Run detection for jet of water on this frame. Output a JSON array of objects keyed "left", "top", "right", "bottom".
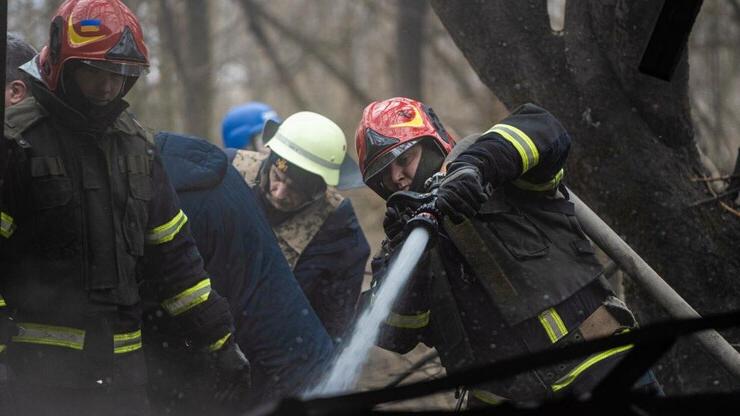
[{"left": 306, "top": 227, "right": 431, "bottom": 397}]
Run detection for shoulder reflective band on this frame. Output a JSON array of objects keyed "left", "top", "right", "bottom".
[
  {"left": 486, "top": 123, "right": 540, "bottom": 173},
  {"left": 471, "top": 389, "right": 507, "bottom": 405},
  {"left": 539, "top": 308, "right": 568, "bottom": 343},
  {"left": 207, "top": 332, "right": 232, "bottom": 352},
  {"left": 551, "top": 343, "right": 634, "bottom": 392},
  {"left": 146, "top": 209, "right": 188, "bottom": 245},
  {"left": 12, "top": 322, "right": 85, "bottom": 350},
  {"left": 1, "top": 212, "right": 16, "bottom": 239},
  {"left": 113, "top": 329, "right": 142, "bottom": 354},
  {"left": 162, "top": 278, "right": 211, "bottom": 316},
  {"left": 271, "top": 132, "right": 343, "bottom": 170},
  {"left": 385, "top": 310, "right": 431, "bottom": 329},
  {"left": 513, "top": 169, "right": 565, "bottom": 192}
]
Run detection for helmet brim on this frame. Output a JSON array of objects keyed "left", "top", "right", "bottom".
[
  {"left": 80, "top": 59, "right": 149, "bottom": 77},
  {"left": 363, "top": 139, "right": 420, "bottom": 184}
]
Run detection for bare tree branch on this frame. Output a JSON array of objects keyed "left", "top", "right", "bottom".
[
  {"left": 238, "top": 0, "right": 309, "bottom": 109},
  {"left": 234, "top": 0, "right": 372, "bottom": 105}
]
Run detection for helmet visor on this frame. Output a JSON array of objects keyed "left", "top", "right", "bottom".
[
  {"left": 364, "top": 139, "right": 419, "bottom": 183},
  {"left": 80, "top": 59, "right": 149, "bottom": 77}
]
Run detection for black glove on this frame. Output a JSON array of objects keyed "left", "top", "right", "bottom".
[
  {"left": 383, "top": 205, "right": 413, "bottom": 250},
  {"left": 435, "top": 165, "right": 489, "bottom": 223},
  {"left": 210, "top": 337, "right": 251, "bottom": 403}
]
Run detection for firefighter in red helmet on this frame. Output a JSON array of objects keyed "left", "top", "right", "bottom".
[
  {"left": 1, "top": 1, "right": 249, "bottom": 414},
  {"left": 355, "top": 97, "right": 660, "bottom": 407}
]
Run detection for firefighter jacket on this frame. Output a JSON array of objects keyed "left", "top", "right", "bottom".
[
  {"left": 372, "top": 104, "right": 637, "bottom": 402},
  {"left": 232, "top": 150, "right": 370, "bottom": 341},
  {"left": 0, "top": 85, "right": 235, "bottom": 388}
]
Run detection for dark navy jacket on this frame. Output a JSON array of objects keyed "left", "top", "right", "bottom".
[{"left": 147, "top": 132, "right": 334, "bottom": 409}]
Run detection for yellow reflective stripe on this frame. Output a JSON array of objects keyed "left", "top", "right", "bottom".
[
  {"left": 113, "top": 329, "right": 142, "bottom": 354},
  {"left": 12, "top": 323, "right": 85, "bottom": 350},
  {"left": 146, "top": 210, "right": 188, "bottom": 245},
  {"left": 385, "top": 310, "right": 430, "bottom": 329},
  {"left": 551, "top": 343, "right": 634, "bottom": 392},
  {"left": 0, "top": 294, "right": 6, "bottom": 308},
  {"left": 487, "top": 123, "right": 539, "bottom": 173},
  {"left": 0, "top": 344, "right": 5, "bottom": 353},
  {"left": 162, "top": 278, "right": 211, "bottom": 316},
  {"left": 471, "top": 389, "right": 507, "bottom": 405},
  {"left": 1, "top": 212, "right": 16, "bottom": 239},
  {"left": 539, "top": 308, "right": 568, "bottom": 343},
  {"left": 207, "top": 332, "right": 232, "bottom": 352},
  {"left": 513, "top": 169, "right": 565, "bottom": 192}
]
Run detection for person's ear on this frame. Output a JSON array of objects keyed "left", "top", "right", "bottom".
[{"left": 7, "top": 80, "right": 28, "bottom": 105}]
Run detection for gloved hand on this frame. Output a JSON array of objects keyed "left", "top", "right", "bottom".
[
  {"left": 435, "top": 165, "right": 489, "bottom": 223},
  {"left": 210, "top": 337, "right": 251, "bottom": 403},
  {"left": 383, "top": 205, "right": 414, "bottom": 250}
]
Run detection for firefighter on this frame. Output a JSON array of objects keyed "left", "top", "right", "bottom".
[
  {"left": 0, "top": 1, "right": 249, "bottom": 414},
  {"left": 231, "top": 112, "right": 370, "bottom": 343},
  {"left": 355, "top": 97, "right": 659, "bottom": 406},
  {"left": 221, "top": 101, "right": 280, "bottom": 153}
]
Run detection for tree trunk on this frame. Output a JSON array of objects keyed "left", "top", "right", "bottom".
[
  {"left": 431, "top": 0, "right": 740, "bottom": 394},
  {"left": 182, "top": 0, "right": 213, "bottom": 139},
  {"left": 396, "top": 0, "right": 428, "bottom": 100}
]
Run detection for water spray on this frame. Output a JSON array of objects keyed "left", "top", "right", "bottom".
[{"left": 306, "top": 192, "right": 440, "bottom": 397}]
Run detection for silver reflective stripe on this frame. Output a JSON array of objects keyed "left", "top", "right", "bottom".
[
  {"left": 1, "top": 212, "right": 16, "bottom": 239},
  {"left": 146, "top": 209, "right": 188, "bottom": 245},
  {"left": 162, "top": 279, "right": 211, "bottom": 316},
  {"left": 12, "top": 323, "right": 85, "bottom": 350},
  {"left": 271, "top": 132, "right": 342, "bottom": 170},
  {"left": 538, "top": 308, "right": 568, "bottom": 343},
  {"left": 113, "top": 329, "right": 142, "bottom": 354}
]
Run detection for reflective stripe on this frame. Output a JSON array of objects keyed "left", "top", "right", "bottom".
[
  {"left": 12, "top": 323, "right": 85, "bottom": 350},
  {"left": 385, "top": 310, "right": 430, "bottom": 329},
  {"left": 113, "top": 329, "right": 142, "bottom": 354},
  {"left": 471, "top": 389, "right": 507, "bottom": 405},
  {"left": 1, "top": 212, "right": 16, "bottom": 239},
  {"left": 271, "top": 132, "right": 343, "bottom": 170},
  {"left": 539, "top": 308, "right": 568, "bottom": 343},
  {"left": 551, "top": 343, "right": 634, "bottom": 392},
  {"left": 207, "top": 332, "right": 232, "bottom": 352},
  {"left": 0, "top": 344, "right": 5, "bottom": 353},
  {"left": 486, "top": 123, "right": 539, "bottom": 173},
  {"left": 146, "top": 210, "right": 188, "bottom": 245},
  {"left": 513, "top": 169, "right": 564, "bottom": 192},
  {"left": 0, "top": 294, "right": 6, "bottom": 308},
  {"left": 162, "top": 278, "right": 211, "bottom": 316}
]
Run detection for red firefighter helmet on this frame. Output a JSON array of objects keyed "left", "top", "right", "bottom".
[
  {"left": 355, "top": 97, "right": 456, "bottom": 193},
  {"left": 37, "top": 0, "right": 150, "bottom": 92}
]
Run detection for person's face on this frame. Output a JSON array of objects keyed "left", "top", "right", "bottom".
[
  {"left": 265, "top": 164, "right": 309, "bottom": 211},
  {"left": 4, "top": 80, "right": 28, "bottom": 107},
  {"left": 381, "top": 143, "right": 423, "bottom": 193},
  {"left": 73, "top": 65, "right": 125, "bottom": 106}
]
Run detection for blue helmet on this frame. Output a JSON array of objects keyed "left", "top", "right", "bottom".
[{"left": 221, "top": 102, "right": 281, "bottom": 149}]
